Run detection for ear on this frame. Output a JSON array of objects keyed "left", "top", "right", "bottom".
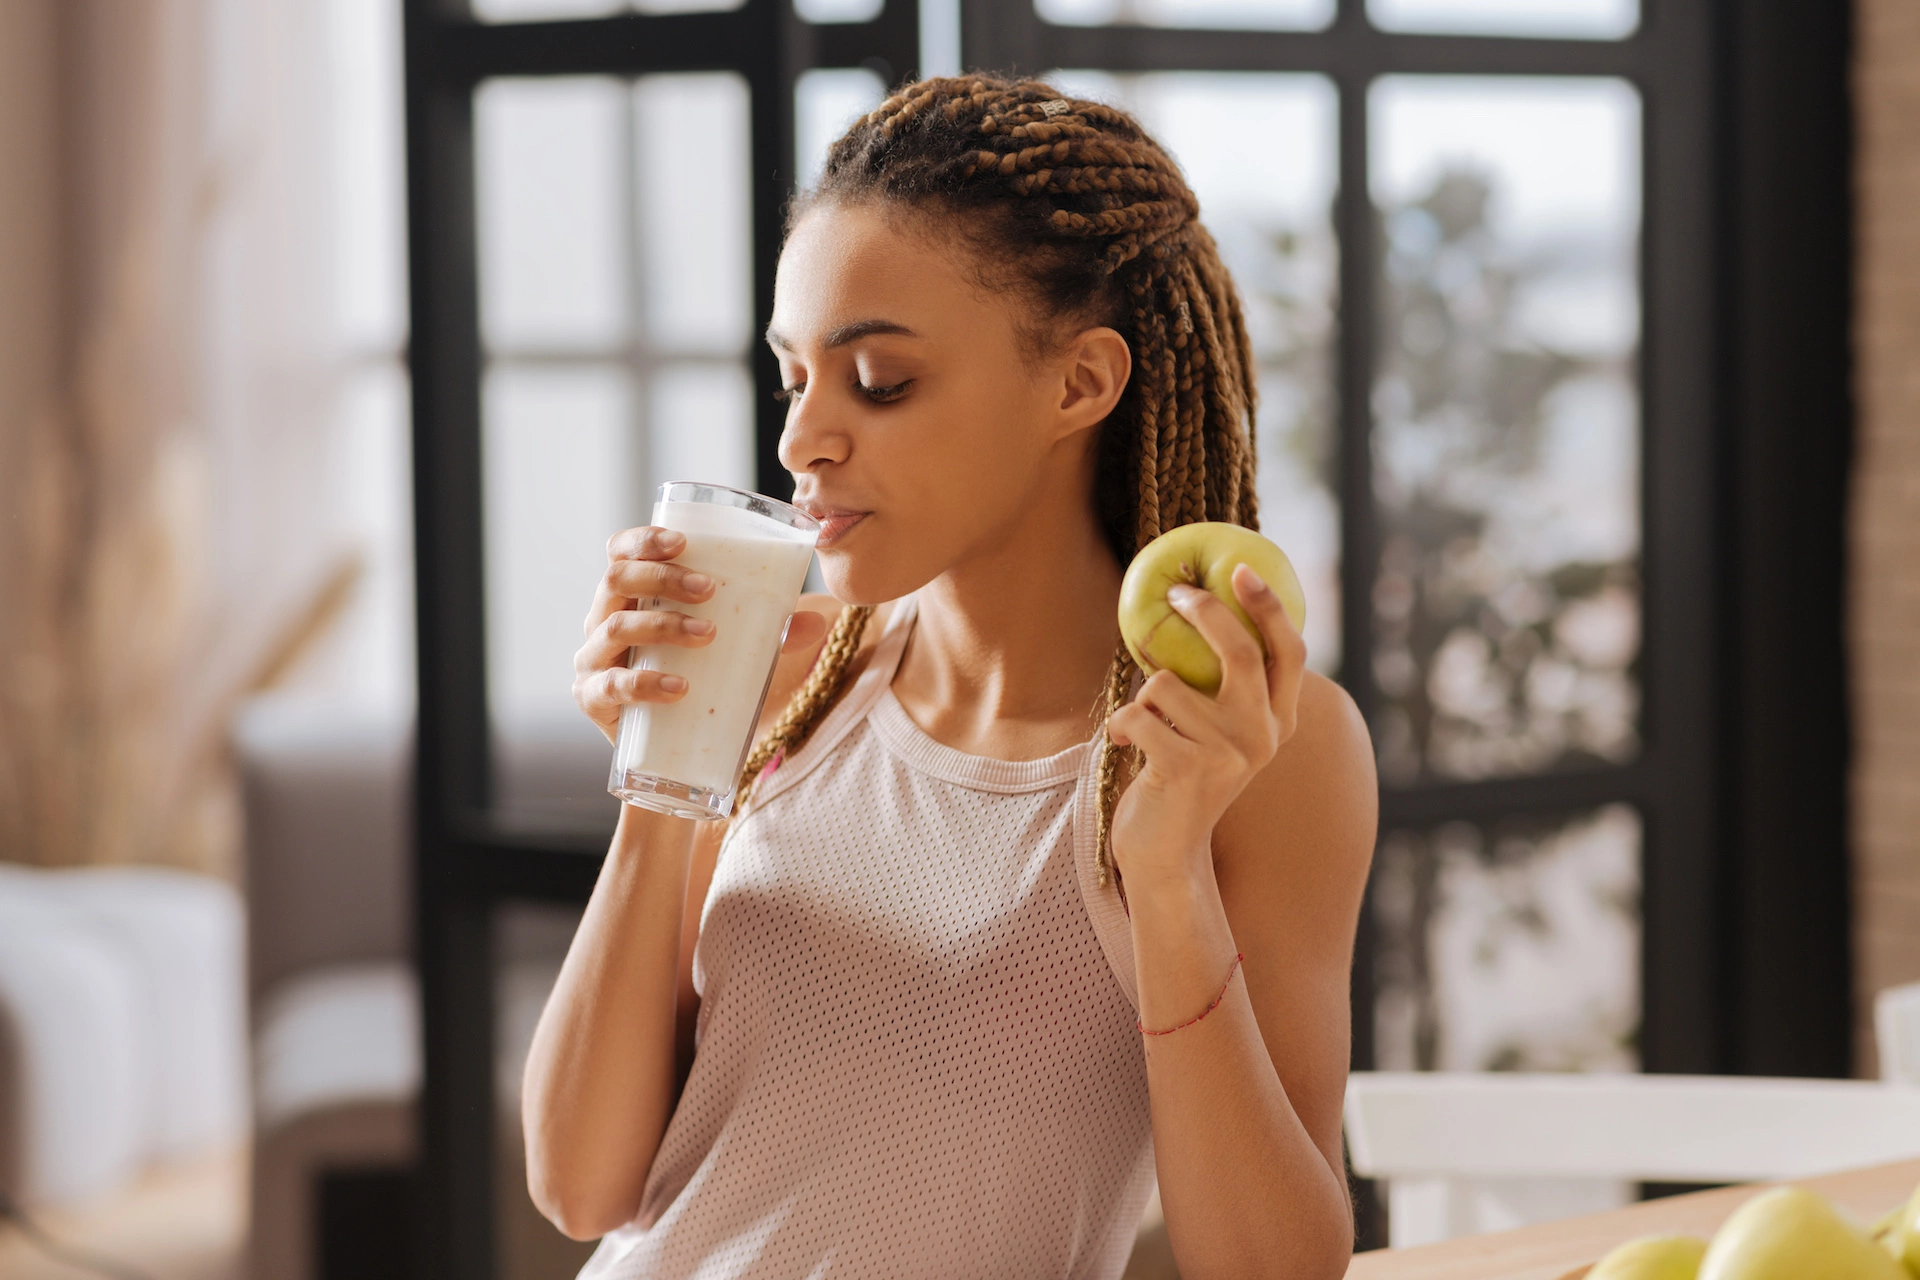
[{"left": 1052, "top": 326, "right": 1132, "bottom": 439}]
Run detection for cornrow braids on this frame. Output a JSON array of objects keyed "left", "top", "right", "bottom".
[
  {"left": 743, "top": 76, "right": 1260, "bottom": 888},
  {"left": 735, "top": 603, "right": 875, "bottom": 810}
]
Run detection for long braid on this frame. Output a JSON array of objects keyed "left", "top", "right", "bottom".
[
  {"left": 734, "top": 604, "right": 874, "bottom": 809},
  {"left": 745, "top": 77, "right": 1261, "bottom": 884}
]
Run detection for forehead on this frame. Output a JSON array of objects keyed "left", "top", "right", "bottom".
[{"left": 771, "top": 202, "right": 992, "bottom": 345}]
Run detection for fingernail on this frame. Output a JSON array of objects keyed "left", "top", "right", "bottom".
[
  {"left": 685, "top": 618, "right": 714, "bottom": 635},
  {"left": 659, "top": 674, "right": 687, "bottom": 693},
  {"left": 684, "top": 572, "right": 713, "bottom": 594},
  {"left": 1237, "top": 565, "right": 1272, "bottom": 595},
  {"left": 1169, "top": 584, "right": 1204, "bottom": 608},
  {"left": 657, "top": 530, "right": 685, "bottom": 550}
]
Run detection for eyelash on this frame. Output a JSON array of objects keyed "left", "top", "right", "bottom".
[{"left": 773, "top": 379, "right": 912, "bottom": 405}]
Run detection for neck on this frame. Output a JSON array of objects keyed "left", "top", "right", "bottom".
[{"left": 892, "top": 449, "right": 1124, "bottom": 760}]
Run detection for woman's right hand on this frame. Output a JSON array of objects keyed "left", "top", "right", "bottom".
[{"left": 574, "top": 526, "right": 718, "bottom": 745}]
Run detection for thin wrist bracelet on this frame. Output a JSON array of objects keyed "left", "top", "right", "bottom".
[{"left": 1138, "top": 953, "right": 1244, "bottom": 1037}]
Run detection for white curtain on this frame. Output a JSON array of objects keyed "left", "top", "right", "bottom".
[{"left": 0, "top": 0, "right": 384, "bottom": 874}]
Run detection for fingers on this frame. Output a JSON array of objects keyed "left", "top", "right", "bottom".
[
  {"left": 607, "top": 526, "right": 686, "bottom": 562},
  {"left": 780, "top": 609, "right": 829, "bottom": 654},
  {"left": 576, "top": 608, "right": 715, "bottom": 675},
  {"left": 573, "top": 665, "right": 690, "bottom": 742},
  {"left": 1230, "top": 564, "right": 1308, "bottom": 727},
  {"left": 584, "top": 528, "right": 714, "bottom": 637},
  {"left": 1106, "top": 699, "right": 1193, "bottom": 760},
  {"left": 1168, "top": 582, "right": 1268, "bottom": 701}
]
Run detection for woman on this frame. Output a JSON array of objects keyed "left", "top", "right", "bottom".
[{"left": 524, "top": 75, "right": 1377, "bottom": 1279}]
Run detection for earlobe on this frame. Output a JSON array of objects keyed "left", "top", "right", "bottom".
[{"left": 1058, "top": 326, "right": 1133, "bottom": 430}]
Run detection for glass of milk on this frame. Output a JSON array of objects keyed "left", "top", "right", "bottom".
[{"left": 607, "top": 482, "right": 820, "bottom": 819}]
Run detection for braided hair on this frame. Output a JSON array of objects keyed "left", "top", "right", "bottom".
[{"left": 735, "top": 75, "right": 1261, "bottom": 885}]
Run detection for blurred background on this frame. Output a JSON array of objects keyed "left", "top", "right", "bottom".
[{"left": 0, "top": 0, "right": 1905, "bottom": 1276}]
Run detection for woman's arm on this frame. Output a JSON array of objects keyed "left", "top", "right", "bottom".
[
  {"left": 521, "top": 528, "right": 834, "bottom": 1239},
  {"left": 1106, "top": 572, "right": 1377, "bottom": 1280}
]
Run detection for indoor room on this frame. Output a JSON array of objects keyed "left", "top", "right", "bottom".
[{"left": 0, "top": 0, "right": 1909, "bottom": 1277}]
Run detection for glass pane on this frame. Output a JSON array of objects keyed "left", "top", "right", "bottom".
[
  {"left": 636, "top": 74, "right": 753, "bottom": 356},
  {"left": 1052, "top": 72, "right": 1341, "bottom": 675},
  {"left": 325, "top": 0, "right": 407, "bottom": 353},
  {"left": 1373, "top": 805, "right": 1641, "bottom": 1072},
  {"left": 651, "top": 363, "right": 757, "bottom": 492},
  {"left": 796, "top": 0, "right": 885, "bottom": 21},
  {"left": 1370, "top": 0, "right": 1637, "bottom": 39},
  {"left": 474, "top": 0, "right": 621, "bottom": 18},
  {"left": 796, "top": 67, "right": 888, "bottom": 190},
  {"left": 1039, "top": 0, "right": 1332, "bottom": 32},
  {"left": 495, "top": 903, "right": 600, "bottom": 1276},
  {"left": 477, "top": 78, "right": 629, "bottom": 351},
  {"left": 484, "top": 366, "right": 640, "bottom": 726},
  {"left": 474, "top": 0, "right": 742, "bottom": 18},
  {"left": 1370, "top": 77, "right": 1642, "bottom": 784}
]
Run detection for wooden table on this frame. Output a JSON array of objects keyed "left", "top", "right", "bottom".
[{"left": 1344, "top": 1159, "right": 1920, "bottom": 1280}]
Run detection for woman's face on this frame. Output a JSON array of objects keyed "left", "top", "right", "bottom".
[{"left": 770, "top": 201, "right": 1119, "bottom": 605}]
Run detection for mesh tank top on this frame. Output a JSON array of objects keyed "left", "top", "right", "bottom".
[{"left": 578, "top": 597, "right": 1155, "bottom": 1279}]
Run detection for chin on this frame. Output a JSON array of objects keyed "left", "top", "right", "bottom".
[{"left": 816, "top": 546, "right": 928, "bottom": 608}]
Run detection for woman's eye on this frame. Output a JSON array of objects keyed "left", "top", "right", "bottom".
[
  {"left": 775, "top": 383, "right": 805, "bottom": 403},
  {"left": 860, "top": 380, "right": 911, "bottom": 403}
]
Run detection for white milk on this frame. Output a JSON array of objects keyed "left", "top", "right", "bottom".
[{"left": 610, "top": 498, "right": 817, "bottom": 810}]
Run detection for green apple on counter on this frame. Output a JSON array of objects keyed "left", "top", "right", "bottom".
[
  {"left": 1588, "top": 1235, "right": 1709, "bottom": 1280},
  {"left": 1117, "top": 522, "right": 1307, "bottom": 696},
  {"left": 1873, "top": 1178, "right": 1920, "bottom": 1270},
  {"left": 1698, "top": 1187, "right": 1905, "bottom": 1280}
]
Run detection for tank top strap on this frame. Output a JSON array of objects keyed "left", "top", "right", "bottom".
[
  {"left": 1070, "top": 742, "right": 1141, "bottom": 1013},
  {"left": 744, "top": 596, "right": 919, "bottom": 811}
]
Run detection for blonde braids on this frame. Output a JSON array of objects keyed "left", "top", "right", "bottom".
[{"left": 744, "top": 77, "right": 1260, "bottom": 886}]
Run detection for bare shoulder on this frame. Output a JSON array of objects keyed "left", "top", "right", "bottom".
[{"left": 1214, "top": 671, "right": 1377, "bottom": 914}]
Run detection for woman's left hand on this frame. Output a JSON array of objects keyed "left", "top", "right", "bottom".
[{"left": 1105, "top": 563, "right": 1309, "bottom": 889}]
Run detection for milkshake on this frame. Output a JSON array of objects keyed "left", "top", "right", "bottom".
[{"left": 608, "top": 483, "right": 819, "bottom": 819}]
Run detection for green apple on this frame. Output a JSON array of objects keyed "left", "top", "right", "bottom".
[
  {"left": 1589, "top": 1235, "right": 1708, "bottom": 1280},
  {"left": 1699, "top": 1187, "right": 1905, "bottom": 1280},
  {"left": 1871, "top": 1178, "right": 1920, "bottom": 1270},
  {"left": 1117, "top": 522, "right": 1306, "bottom": 696}
]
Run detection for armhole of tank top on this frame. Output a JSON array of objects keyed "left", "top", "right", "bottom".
[
  {"left": 1071, "top": 747, "right": 1140, "bottom": 1013},
  {"left": 738, "top": 595, "right": 919, "bottom": 814}
]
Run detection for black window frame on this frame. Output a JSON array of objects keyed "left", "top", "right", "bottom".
[{"left": 402, "top": 0, "right": 1852, "bottom": 1272}]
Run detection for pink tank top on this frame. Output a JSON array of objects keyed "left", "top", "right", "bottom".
[{"left": 579, "top": 598, "right": 1154, "bottom": 1279}]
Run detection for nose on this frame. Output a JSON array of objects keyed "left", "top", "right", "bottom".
[{"left": 775, "top": 386, "right": 851, "bottom": 477}]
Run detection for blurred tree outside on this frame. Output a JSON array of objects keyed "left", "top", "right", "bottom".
[{"left": 1365, "top": 166, "right": 1644, "bottom": 1074}]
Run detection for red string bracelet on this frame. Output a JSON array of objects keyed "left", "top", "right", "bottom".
[{"left": 1138, "top": 953, "right": 1244, "bottom": 1037}]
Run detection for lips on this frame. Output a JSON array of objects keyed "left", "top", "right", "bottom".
[{"left": 798, "top": 502, "right": 869, "bottom": 548}]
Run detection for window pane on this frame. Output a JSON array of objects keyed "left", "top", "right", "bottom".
[
  {"left": 1040, "top": 0, "right": 1332, "bottom": 32},
  {"left": 636, "top": 74, "right": 753, "bottom": 356},
  {"left": 1369, "top": 0, "right": 1637, "bottom": 39},
  {"left": 650, "top": 363, "right": 757, "bottom": 493},
  {"left": 474, "top": 0, "right": 621, "bottom": 18},
  {"left": 1053, "top": 72, "right": 1342, "bottom": 674},
  {"left": 795, "top": 0, "right": 884, "bottom": 22},
  {"left": 1370, "top": 77, "right": 1641, "bottom": 784},
  {"left": 796, "top": 67, "right": 888, "bottom": 190},
  {"left": 483, "top": 366, "right": 641, "bottom": 733},
  {"left": 477, "top": 78, "right": 630, "bottom": 351},
  {"left": 1373, "top": 805, "right": 1641, "bottom": 1073},
  {"left": 474, "top": 0, "right": 743, "bottom": 19}
]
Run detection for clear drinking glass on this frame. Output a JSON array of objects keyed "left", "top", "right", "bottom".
[{"left": 607, "top": 482, "right": 820, "bottom": 819}]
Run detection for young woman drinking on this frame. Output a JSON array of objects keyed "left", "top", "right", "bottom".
[{"left": 523, "top": 75, "right": 1378, "bottom": 1280}]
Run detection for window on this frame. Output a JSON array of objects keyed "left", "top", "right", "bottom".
[{"left": 402, "top": 0, "right": 1851, "bottom": 1268}]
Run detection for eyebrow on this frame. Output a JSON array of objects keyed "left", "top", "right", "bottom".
[{"left": 764, "top": 318, "right": 919, "bottom": 352}]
